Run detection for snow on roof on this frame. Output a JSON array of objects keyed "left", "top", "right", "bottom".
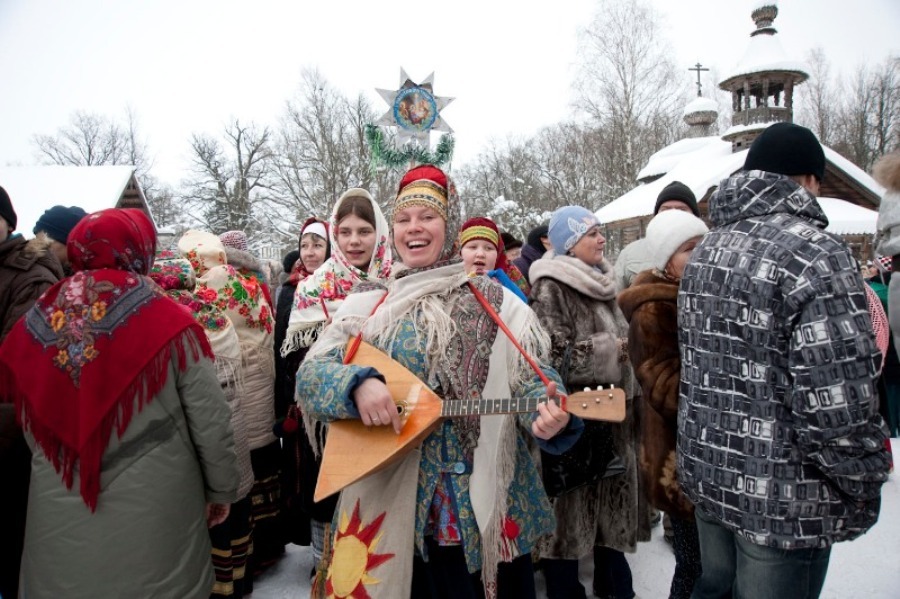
[
  {"left": 597, "top": 137, "right": 879, "bottom": 235},
  {"left": 722, "top": 120, "right": 781, "bottom": 139},
  {"left": 599, "top": 138, "right": 743, "bottom": 223},
  {"left": 637, "top": 136, "right": 729, "bottom": 181},
  {"left": 0, "top": 165, "right": 139, "bottom": 236},
  {"left": 823, "top": 146, "right": 884, "bottom": 200},
  {"left": 682, "top": 97, "right": 718, "bottom": 117},
  {"left": 720, "top": 30, "right": 807, "bottom": 85},
  {"left": 818, "top": 197, "right": 877, "bottom": 235}
]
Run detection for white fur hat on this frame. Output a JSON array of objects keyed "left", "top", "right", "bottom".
[{"left": 644, "top": 210, "right": 709, "bottom": 271}]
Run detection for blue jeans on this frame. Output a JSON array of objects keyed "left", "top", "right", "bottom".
[{"left": 691, "top": 509, "right": 831, "bottom": 599}]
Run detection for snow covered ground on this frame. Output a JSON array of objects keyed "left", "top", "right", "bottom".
[{"left": 254, "top": 440, "right": 900, "bottom": 598}]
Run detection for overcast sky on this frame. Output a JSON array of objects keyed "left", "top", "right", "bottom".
[{"left": 1, "top": 0, "right": 898, "bottom": 187}]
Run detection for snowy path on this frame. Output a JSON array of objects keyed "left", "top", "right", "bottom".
[{"left": 254, "top": 440, "right": 900, "bottom": 598}]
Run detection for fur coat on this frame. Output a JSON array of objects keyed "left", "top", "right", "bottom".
[
  {"left": 529, "top": 253, "right": 650, "bottom": 557},
  {"left": 617, "top": 269, "right": 694, "bottom": 519},
  {"left": 0, "top": 233, "right": 63, "bottom": 341}
]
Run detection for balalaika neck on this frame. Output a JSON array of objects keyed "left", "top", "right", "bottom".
[{"left": 440, "top": 397, "right": 547, "bottom": 417}]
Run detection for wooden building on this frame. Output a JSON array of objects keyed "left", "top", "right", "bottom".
[
  {"left": 598, "top": 4, "right": 883, "bottom": 263},
  {"left": 0, "top": 165, "right": 154, "bottom": 234}
]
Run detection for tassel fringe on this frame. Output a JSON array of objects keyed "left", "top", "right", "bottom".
[{"left": 7, "top": 327, "right": 211, "bottom": 511}]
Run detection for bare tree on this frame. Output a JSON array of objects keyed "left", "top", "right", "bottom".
[
  {"left": 869, "top": 56, "right": 900, "bottom": 159},
  {"left": 31, "top": 108, "right": 184, "bottom": 225},
  {"left": 269, "top": 69, "right": 396, "bottom": 241},
  {"left": 34, "top": 111, "right": 130, "bottom": 167},
  {"left": 574, "top": 0, "right": 687, "bottom": 195},
  {"left": 797, "top": 48, "right": 838, "bottom": 145},
  {"left": 182, "top": 119, "right": 274, "bottom": 238},
  {"left": 455, "top": 122, "right": 617, "bottom": 237},
  {"left": 843, "top": 56, "right": 900, "bottom": 167}
]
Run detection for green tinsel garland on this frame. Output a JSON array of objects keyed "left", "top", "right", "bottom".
[{"left": 365, "top": 124, "right": 454, "bottom": 169}]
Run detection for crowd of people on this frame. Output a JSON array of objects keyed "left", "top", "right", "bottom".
[{"left": 0, "top": 121, "right": 895, "bottom": 599}]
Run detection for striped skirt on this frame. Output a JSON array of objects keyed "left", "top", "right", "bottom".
[{"left": 210, "top": 496, "right": 253, "bottom": 598}]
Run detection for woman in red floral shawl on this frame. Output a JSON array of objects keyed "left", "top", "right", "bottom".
[{"left": 0, "top": 208, "right": 238, "bottom": 599}]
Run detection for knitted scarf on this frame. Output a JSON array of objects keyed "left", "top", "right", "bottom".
[
  {"left": 282, "top": 190, "right": 392, "bottom": 355},
  {"left": 0, "top": 209, "right": 212, "bottom": 511}
]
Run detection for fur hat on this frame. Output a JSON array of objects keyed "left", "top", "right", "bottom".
[
  {"left": 744, "top": 122, "right": 826, "bottom": 181},
  {"left": 34, "top": 205, "right": 88, "bottom": 244},
  {"left": 654, "top": 181, "right": 700, "bottom": 216},
  {"left": 0, "top": 185, "right": 16, "bottom": 231},
  {"left": 282, "top": 249, "right": 300, "bottom": 273},
  {"left": 526, "top": 223, "right": 549, "bottom": 251},
  {"left": 500, "top": 231, "right": 522, "bottom": 251},
  {"left": 875, "top": 152, "right": 900, "bottom": 211},
  {"left": 644, "top": 210, "right": 709, "bottom": 271},
  {"left": 549, "top": 206, "right": 600, "bottom": 256}
]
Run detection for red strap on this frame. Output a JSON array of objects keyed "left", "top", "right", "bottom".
[
  {"left": 343, "top": 291, "right": 389, "bottom": 364},
  {"left": 466, "top": 280, "right": 566, "bottom": 407}
]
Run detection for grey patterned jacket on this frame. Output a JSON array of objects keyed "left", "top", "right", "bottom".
[{"left": 677, "top": 170, "right": 891, "bottom": 549}]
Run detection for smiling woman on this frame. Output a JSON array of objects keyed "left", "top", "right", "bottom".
[
  {"left": 335, "top": 195, "right": 378, "bottom": 270},
  {"left": 295, "top": 164, "right": 583, "bottom": 598}
]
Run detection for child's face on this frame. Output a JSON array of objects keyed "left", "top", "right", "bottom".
[{"left": 461, "top": 239, "right": 498, "bottom": 276}]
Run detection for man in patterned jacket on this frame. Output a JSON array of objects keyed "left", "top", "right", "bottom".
[{"left": 677, "top": 123, "right": 891, "bottom": 599}]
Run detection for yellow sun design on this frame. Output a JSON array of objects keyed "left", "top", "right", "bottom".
[{"left": 326, "top": 499, "right": 394, "bottom": 599}]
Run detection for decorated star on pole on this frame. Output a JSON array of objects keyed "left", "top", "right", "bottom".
[
  {"left": 367, "top": 68, "right": 455, "bottom": 168},
  {"left": 375, "top": 69, "right": 454, "bottom": 146}
]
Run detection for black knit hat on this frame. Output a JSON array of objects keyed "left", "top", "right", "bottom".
[
  {"left": 0, "top": 186, "right": 16, "bottom": 231},
  {"left": 526, "top": 223, "right": 549, "bottom": 251},
  {"left": 500, "top": 231, "right": 522, "bottom": 250},
  {"left": 654, "top": 181, "right": 700, "bottom": 216},
  {"left": 282, "top": 249, "right": 300, "bottom": 273},
  {"left": 34, "top": 205, "right": 88, "bottom": 244},
  {"left": 744, "top": 122, "right": 826, "bottom": 181}
]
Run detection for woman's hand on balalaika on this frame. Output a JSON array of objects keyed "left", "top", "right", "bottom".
[{"left": 531, "top": 381, "right": 570, "bottom": 440}]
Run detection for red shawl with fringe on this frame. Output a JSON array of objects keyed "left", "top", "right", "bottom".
[{"left": 0, "top": 208, "right": 213, "bottom": 511}]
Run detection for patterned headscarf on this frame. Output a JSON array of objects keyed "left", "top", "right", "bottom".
[
  {"left": 149, "top": 253, "right": 242, "bottom": 370},
  {"left": 392, "top": 164, "right": 463, "bottom": 265},
  {"left": 177, "top": 230, "right": 274, "bottom": 339},
  {"left": 282, "top": 189, "right": 392, "bottom": 354},
  {"left": 288, "top": 216, "right": 331, "bottom": 286},
  {"left": 0, "top": 209, "right": 212, "bottom": 510}
]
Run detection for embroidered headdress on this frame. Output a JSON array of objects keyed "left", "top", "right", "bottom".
[{"left": 392, "top": 164, "right": 463, "bottom": 263}]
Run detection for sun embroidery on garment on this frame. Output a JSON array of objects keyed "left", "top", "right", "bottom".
[{"left": 326, "top": 499, "right": 394, "bottom": 599}]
